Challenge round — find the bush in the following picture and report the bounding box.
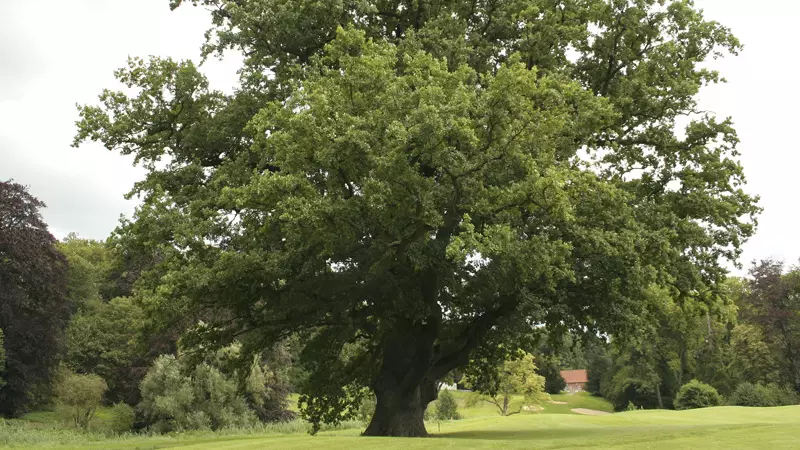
[432,390,460,421]
[108,403,135,434]
[763,383,799,406]
[728,382,771,407]
[674,380,721,410]
[55,371,108,429]
[729,382,799,407]
[138,355,257,432]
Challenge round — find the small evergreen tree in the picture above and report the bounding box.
[433,390,460,421]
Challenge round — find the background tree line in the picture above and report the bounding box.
[586,263,800,410]
[0,180,297,431]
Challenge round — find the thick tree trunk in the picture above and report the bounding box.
[363,382,434,437]
[362,319,441,437]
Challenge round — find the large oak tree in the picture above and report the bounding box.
[75,0,759,436]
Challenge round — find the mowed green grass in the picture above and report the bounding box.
[4,405,800,449]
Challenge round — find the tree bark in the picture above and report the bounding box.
[363,381,435,437]
[363,321,439,437]
[655,384,664,409]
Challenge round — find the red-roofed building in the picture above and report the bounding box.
[560,369,588,393]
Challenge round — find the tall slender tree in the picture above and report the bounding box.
[74,0,759,436]
[0,181,70,416]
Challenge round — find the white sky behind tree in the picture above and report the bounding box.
[0,0,796,274]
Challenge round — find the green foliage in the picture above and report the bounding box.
[586,349,612,396]
[728,382,771,407]
[0,181,70,417]
[625,401,638,412]
[538,359,567,394]
[55,371,108,429]
[108,403,135,434]
[728,382,799,407]
[75,0,759,435]
[65,297,145,404]
[728,324,775,386]
[762,383,800,406]
[432,390,460,421]
[58,234,115,311]
[356,394,376,425]
[138,354,258,432]
[674,380,721,410]
[739,260,800,390]
[468,352,549,416]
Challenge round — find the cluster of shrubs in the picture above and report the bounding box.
[53,344,295,434]
[727,382,799,407]
[672,379,799,411]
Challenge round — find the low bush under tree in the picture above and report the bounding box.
[673,380,721,410]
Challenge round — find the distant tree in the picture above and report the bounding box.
[58,234,116,309]
[65,297,146,404]
[55,371,108,429]
[75,0,759,436]
[741,260,800,390]
[727,324,776,386]
[467,352,549,416]
[0,181,70,416]
[586,348,612,396]
[538,359,567,394]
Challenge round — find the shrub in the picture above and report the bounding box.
[674,380,721,410]
[433,390,460,420]
[55,371,108,429]
[625,401,638,411]
[763,383,799,406]
[108,403,135,434]
[138,355,257,432]
[728,382,771,407]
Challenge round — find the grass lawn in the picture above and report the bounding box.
[5,394,797,449]
[3,405,800,449]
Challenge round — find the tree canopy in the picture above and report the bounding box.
[74,0,759,436]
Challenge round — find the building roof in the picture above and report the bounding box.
[560,369,588,384]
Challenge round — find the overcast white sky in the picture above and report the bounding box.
[0,0,796,273]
